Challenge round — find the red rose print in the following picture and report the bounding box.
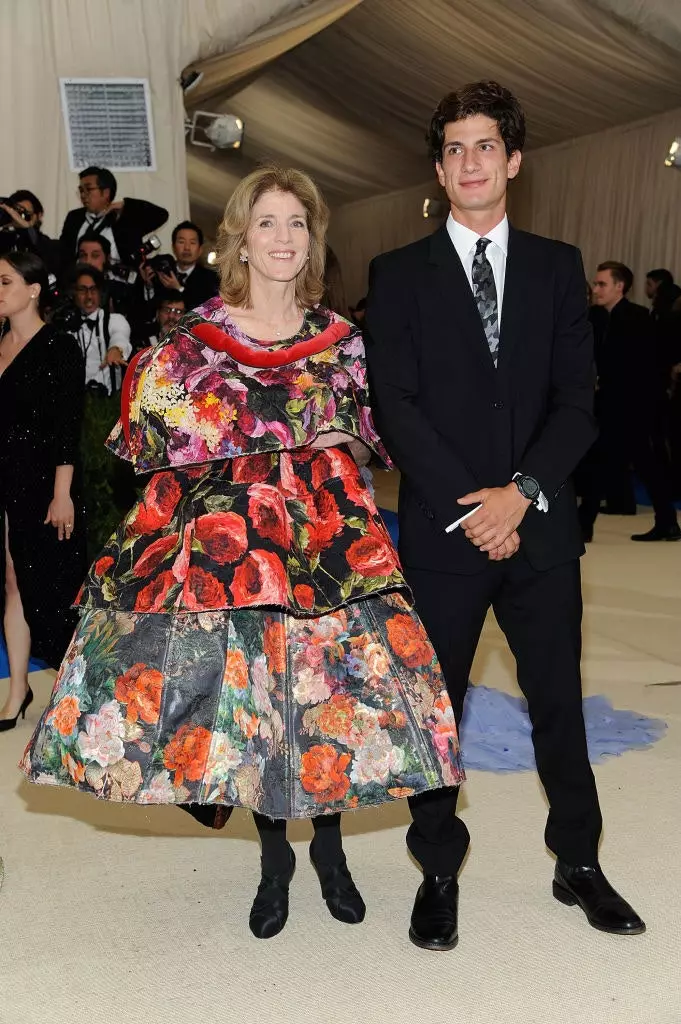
[134,570,177,612]
[247,483,291,549]
[94,555,114,576]
[130,472,182,535]
[182,567,227,611]
[346,521,398,578]
[230,550,288,607]
[232,453,272,484]
[194,512,248,564]
[131,533,180,578]
[304,490,345,557]
[293,584,315,610]
[310,448,355,490]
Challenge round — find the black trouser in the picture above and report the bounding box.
[579,401,678,531]
[405,555,602,876]
[253,813,343,873]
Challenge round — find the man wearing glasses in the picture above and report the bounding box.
[59,166,168,271]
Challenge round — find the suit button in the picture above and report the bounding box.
[493,401,505,409]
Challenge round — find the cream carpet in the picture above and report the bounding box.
[0,509,679,1024]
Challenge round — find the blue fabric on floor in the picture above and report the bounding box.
[0,640,46,677]
[460,684,667,771]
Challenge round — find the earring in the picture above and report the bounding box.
[239,253,248,264]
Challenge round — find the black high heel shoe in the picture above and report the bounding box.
[0,686,34,733]
[249,845,296,939]
[310,837,366,924]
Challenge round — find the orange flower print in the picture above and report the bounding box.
[264,620,287,675]
[316,694,357,739]
[388,787,415,798]
[61,750,85,784]
[300,744,351,803]
[224,649,249,690]
[234,706,260,739]
[386,614,433,669]
[114,663,164,724]
[163,723,212,787]
[48,695,81,737]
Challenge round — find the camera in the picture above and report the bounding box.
[0,198,32,229]
[50,297,84,334]
[147,253,176,278]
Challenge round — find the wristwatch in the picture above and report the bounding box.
[514,474,541,503]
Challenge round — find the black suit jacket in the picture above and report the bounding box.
[176,263,220,310]
[364,223,597,575]
[59,197,168,268]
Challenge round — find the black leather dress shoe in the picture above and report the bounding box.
[553,862,645,935]
[310,842,366,924]
[249,847,296,939]
[631,524,681,542]
[409,875,459,951]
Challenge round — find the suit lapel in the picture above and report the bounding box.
[497,226,531,373]
[427,226,496,377]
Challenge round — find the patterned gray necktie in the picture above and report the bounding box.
[472,237,499,366]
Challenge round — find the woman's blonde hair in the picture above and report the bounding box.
[216,165,329,309]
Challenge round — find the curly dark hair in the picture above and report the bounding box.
[427,81,526,164]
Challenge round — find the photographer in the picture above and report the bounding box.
[0,190,61,276]
[142,220,219,311]
[64,264,131,396]
[77,233,135,318]
[59,166,168,269]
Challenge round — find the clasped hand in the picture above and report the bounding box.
[457,482,531,560]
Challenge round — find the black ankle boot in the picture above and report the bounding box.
[309,837,366,924]
[249,845,296,939]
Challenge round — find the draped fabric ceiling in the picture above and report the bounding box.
[184,0,681,232]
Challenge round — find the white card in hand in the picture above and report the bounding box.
[445,504,483,534]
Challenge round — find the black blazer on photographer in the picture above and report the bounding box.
[364,223,597,575]
[59,197,168,269]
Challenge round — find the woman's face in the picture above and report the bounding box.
[242,189,309,287]
[0,259,38,318]
[73,275,101,315]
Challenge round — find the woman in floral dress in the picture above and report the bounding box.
[21,167,463,939]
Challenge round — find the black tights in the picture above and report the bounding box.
[253,813,343,873]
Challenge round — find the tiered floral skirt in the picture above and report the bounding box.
[21,447,463,817]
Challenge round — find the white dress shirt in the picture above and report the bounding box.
[444,213,548,530]
[77,308,131,395]
[446,212,508,321]
[76,214,121,264]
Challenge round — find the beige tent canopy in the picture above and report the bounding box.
[184,0,681,302]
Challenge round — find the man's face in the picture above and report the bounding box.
[73,275,101,315]
[436,114,521,220]
[644,277,658,301]
[78,175,109,214]
[15,199,40,227]
[173,229,201,267]
[157,299,185,335]
[78,240,107,272]
[592,270,624,311]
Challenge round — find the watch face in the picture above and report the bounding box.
[520,476,540,499]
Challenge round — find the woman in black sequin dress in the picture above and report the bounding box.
[0,252,87,728]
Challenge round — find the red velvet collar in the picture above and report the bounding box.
[190,319,350,367]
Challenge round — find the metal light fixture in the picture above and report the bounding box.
[184,111,244,152]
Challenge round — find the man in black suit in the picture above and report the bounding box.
[582,262,679,542]
[59,166,168,270]
[153,220,219,310]
[364,81,644,950]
